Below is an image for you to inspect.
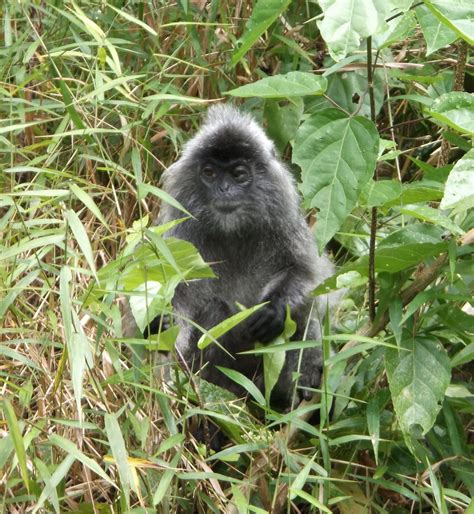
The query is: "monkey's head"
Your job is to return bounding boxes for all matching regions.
[162,105,300,236]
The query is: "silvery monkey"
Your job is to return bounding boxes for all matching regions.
[148,105,336,410]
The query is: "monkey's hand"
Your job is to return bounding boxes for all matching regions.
[247,297,286,343]
[297,349,323,401]
[143,314,171,339]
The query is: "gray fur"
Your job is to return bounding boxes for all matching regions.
[157,105,335,409]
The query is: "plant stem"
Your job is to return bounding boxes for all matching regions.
[367,36,377,321]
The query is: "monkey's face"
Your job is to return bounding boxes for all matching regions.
[196,156,261,234]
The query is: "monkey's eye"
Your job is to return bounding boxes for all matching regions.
[231,167,249,182]
[202,167,216,179]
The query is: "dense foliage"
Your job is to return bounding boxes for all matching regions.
[0,1,473,513]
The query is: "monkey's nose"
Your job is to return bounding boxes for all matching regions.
[218,183,232,194]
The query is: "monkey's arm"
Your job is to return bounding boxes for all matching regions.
[247,260,316,343]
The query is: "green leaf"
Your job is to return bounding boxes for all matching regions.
[138,183,192,217]
[375,10,417,49]
[216,366,266,405]
[197,303,264,349]
[226,72,327,99]
[416,5,457,55]
[440,148,474,212]
[264,99,304,152]
[428,92,474,136]
[69,332,93,419]
[263,308,296,402]
[104,413,135,504]
[398,204,464,235]
[0,234,64,262]
[231,0,292,65]
[65,209,97,279]
[317,0,390,61]
[360,179,403,208]
[33,455,75,514]
[293,109,379,252]
[2,398,30,493]
[424,0,474,45]
[315,225,448,292]
[367,389,390,465]
[49,434,113,485]
[385,337,451,438]
[153,454,180,506]
[70,184,109,229]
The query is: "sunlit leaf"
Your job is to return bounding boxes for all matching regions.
[440,148,474,212]
[226,72,327,98]
[385,337,451,437]
[317,0,390,60]
[424,0,474,45]
[428,91,474,135]
[293,109,379,252]
[416,5,457,55]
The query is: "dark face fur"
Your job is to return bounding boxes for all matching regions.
[182,127,272,235]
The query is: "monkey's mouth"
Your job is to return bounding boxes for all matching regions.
[213,200,240,214]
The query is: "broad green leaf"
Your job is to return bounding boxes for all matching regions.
[314,225,448,292]
[128,281,167,333]
[385,337,451,437]
[231,0,292,65]
[336,270,368,288]
[121,237,214,291]
[226,72,327,99]
[65,209,97,279]
[317,0,390,61]
[197,304,264,349]
[293,109,379,252]
[424,0,474,45]
[440,148,474,212]
[451,343,474,368]
[375,10,417,49]
[307,68,386,118]
[216,366,266,405]
[398,204,464,235]
[145,325,179,352]
[3,398,29,493]
[388,183,444,206]
[264,98,304,152]
[428,92,474,135]
[360,180,403,208]
[416,5,457,55]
